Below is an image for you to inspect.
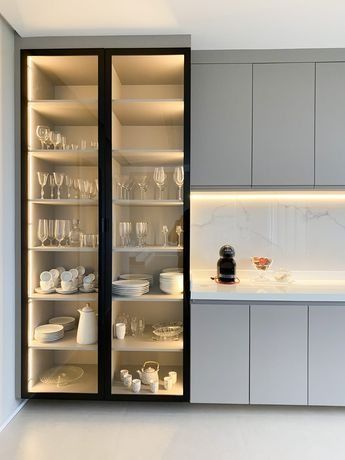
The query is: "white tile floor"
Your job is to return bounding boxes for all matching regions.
[1,401,345,460]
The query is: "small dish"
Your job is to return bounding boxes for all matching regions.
[79,287,96,293]
[56,287,78,295]
[35,287,56,294]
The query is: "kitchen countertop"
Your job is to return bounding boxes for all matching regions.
[191,270,345,302]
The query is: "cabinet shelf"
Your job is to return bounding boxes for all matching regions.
[112,99,183,126]
[113,246,183,253]
[29,246,98,252]
[29,329,97,351]
[112,287,182,302]
[29,292,98,302]
[112,149,183,166]
[113,199,183,207]
[112,330,183,352]
[29,199,98,206]
[29,150,98,166]
[29,99,98,125]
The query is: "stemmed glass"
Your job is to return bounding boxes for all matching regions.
[119,222,128,247]
[65,175,73,199]
[78,178,86,199]
[37,171,49,199]
[37,219,48,246]
[73,178,79,198]
[130,317,138,337]
[49,174,55,199]
[48,219,55,246]
[162,225,169,247]
[116,175,129,199]
[124,177,134,200]
[173,166,184,201]
[138,318,145,336]
[49,131,61,150]
[53,172,64,199]
[64,220,71,246]
[54,220,65,247]
[136,222,147,247]
[136,175,148,200]
[36,126,50,149]
[176,225,183,248]
[153,167,166,200]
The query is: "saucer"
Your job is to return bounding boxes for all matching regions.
[56,287,78,295]
[35,287,56,294]
[79,287,96,293]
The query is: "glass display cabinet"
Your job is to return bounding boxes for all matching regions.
[21,48,190,401]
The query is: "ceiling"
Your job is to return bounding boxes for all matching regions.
[2,0,345,49]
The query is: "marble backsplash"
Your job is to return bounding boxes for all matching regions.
[191,196,345,271]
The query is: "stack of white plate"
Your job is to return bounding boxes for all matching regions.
[34,324,64,343]
[112,279,150,297]
[159,272,184,294]
[119,273,153,287]
[161,268,183,274]
[49,316,76,331]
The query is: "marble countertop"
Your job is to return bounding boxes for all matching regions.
[191,270,345,302]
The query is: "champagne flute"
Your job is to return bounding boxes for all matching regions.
[162,225,169,247]
[37,171,49,199]
[54,219,65,247]
[53,172,64,199]
[173,166,184,201]
[37,219,48,247]
[36,125,50,149]
[48,219,55,246]
[65,175,73,199]
[49,174,55,199]
[153,167,166,200]
[78,178,86,199]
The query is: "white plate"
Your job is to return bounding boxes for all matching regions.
[112,279,149,287]
[161,268,183,273]
[76,265,85,276]
[49,268,60,279]
[49,316,75,331]
[35,324,64,334]
[56,266,65,275]
[61,271,73,282]
[84,273,95,283]
[79,287,96,293]
[40,271,52,282]
[35,287,56,294]
[69,268,79,279]
[56,287,79,295]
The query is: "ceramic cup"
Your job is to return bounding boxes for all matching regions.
[168,371,177,385]
[61,280,73,291]
[115,322,126,340]
[124,373,132,388]
[131,379,141,393]
[120,369,129,381]
[164,376,173,391]
[149,380,159,394]
[83,281,95,291]
[40,279,54,291]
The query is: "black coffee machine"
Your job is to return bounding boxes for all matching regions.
[217,245,237,283]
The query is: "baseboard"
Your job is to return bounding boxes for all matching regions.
[0,399,28,433]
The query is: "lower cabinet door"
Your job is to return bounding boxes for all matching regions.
[250,305,308,405]
[309,306,345,406]
[191,303,249,404]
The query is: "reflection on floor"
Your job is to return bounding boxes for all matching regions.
[1,400,345,460]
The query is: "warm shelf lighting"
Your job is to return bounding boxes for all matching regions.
[191,191,345,201]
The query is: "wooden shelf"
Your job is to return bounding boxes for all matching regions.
[112,99,183,126]
[29,199,98,206]
[113,199,183,207]
[112,365,183,396]
[29,99,98,125]
[29,329,97,351]
[112,286,183,302]
[30,150,98,166]
[29,246,98,252]
[30,364,98,394]
[113,246,183,253]
[29,292,98,302]
[112,149,183,166]
[112,330,183,352]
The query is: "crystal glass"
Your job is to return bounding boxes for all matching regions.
[119,222,127,247]
[116,175,129,199]
[81,139,87,150]
[251,257,273,281]
[176,225,183,248]
[36,125,50,149]
[37,171,49,199]
[48,219,55,246]
[138,318,145,336]
[65,175,73,199]
[136,175,148,200]
[53,172,64,199]
[54,219,65,247]
[173,166,184,201]
[136,222,147,247]
[124,177,134,200]
[49,174,55,199]
[49,131,62,150]
[69,219,82,247]
[78,178,87,199]
[37,219,48,246]
[61,135,67,150]
[130,317,138,337]
[73,178,79,198]
[162,225,169,247]
[153,167,166,200]
[64,220,71,246]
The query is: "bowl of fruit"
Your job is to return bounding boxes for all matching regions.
[251,257,273,281]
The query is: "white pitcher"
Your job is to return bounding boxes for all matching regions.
[77,304,97,345]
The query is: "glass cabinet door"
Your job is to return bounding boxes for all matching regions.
[110,52,188,398]
[23,53,101,395]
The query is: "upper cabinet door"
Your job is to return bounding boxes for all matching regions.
[315,63,345,185]
[191,64,252,187]
[252,63,315,186]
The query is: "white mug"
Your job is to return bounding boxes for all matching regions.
[124,373,132,388]
[132,379,141,393]
[115,323,126,340]
[120,369,129,381]
[40,280,53,291]
[61,280,73,291]
[150,380,159,393]
[169,371,177,385]
[164,376,173,391]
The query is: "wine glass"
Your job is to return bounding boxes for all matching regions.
[73,178,79,198]
[78,178,86,199]
[49,131,61,150]
[37,219,48,246]
[138,318,145,336]
[54,220,65,247]
[124,177,134,200]
[136,175,148,200]
[36,126,50,149]
[162,225,169,247]
[49,174,55,199]
[64,220,71,246]
[176,225,183,248]
[116,175,129,199]
[37,171,49,199]
[130,317,138,337]
[119,222,127,247]
[48,219,55,246]
[153,167,166,200]
[173,166,184,201]
[53,172,64,199]
[65,175,73,199]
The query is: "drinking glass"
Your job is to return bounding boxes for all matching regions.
[124,177,134,200]
[37,219,48,246]
[49,174,55,199]
[136,222,147,247]
[54,219,65,247]
[117,175,129,199]
[162,225,169,247]
[73,178,79,198]
[48,219,55,246]
[130,317,138,337]
[61,136,67,150]
[153,167,166,200]
[36,125,50,149]
[138,318,145,336]
[64,220,71,246]
[176,225,183,248]
[78,178,86,199]
[37,171,49,199]
[89,181,97,199]
[119,222,127,247]
[65,175,73,199]
[53,172,64,199]
[81,139,87,150]
[49,131,61,150]
[136,175,148,200]
[173,166,184,201]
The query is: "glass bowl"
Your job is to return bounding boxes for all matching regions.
[152,324,183,341]
[251,257,273,281]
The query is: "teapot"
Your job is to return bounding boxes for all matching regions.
[77,303,97,345]
[137,361,159,385]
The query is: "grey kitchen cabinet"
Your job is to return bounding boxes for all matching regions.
[315,63,345,185]
[252,63,315,186]
[309,306,345,406]
[191,303,249,404]
[250,305,308,405]
[191,64,252,187]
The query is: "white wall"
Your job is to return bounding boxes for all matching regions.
[0,15,21,429]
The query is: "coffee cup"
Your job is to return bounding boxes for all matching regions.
[115,323,126,340]
[124,373,132,388]
[131,379,141,393]
[83,281,94,291]
[120,369,129,381]
[40,279,53,291]
[61,280,73,291]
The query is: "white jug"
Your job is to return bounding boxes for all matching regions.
[77,304,97,345]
